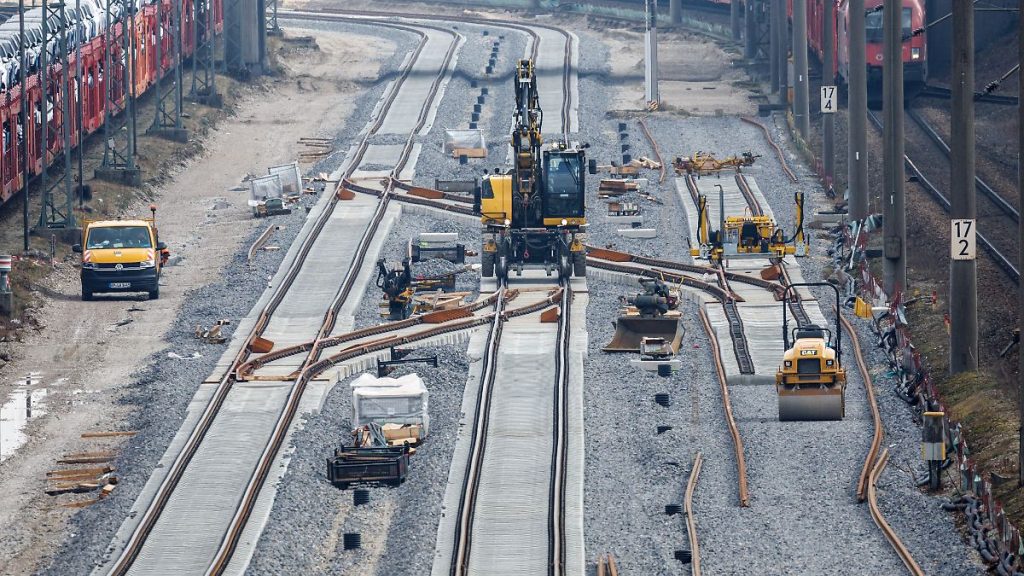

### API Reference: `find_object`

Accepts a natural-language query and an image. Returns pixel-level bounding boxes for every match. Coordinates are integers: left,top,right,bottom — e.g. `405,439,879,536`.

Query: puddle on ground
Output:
0,382,48,462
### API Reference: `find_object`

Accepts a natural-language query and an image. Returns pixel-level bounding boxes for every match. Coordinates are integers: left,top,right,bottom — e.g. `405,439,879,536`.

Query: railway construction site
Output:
0,0,1019,575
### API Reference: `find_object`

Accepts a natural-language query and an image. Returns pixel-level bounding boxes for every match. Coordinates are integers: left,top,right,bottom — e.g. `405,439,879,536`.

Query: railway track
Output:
866,109,1020,284
102,15,463,575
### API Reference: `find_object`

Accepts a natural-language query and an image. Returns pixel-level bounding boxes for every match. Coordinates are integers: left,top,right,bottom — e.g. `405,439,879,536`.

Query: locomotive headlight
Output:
911,48,920,60
826,359,834,367
561,218,568,226
784,360,792,368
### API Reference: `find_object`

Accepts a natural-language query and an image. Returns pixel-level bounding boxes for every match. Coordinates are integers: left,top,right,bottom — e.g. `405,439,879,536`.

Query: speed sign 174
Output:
950,219,976,261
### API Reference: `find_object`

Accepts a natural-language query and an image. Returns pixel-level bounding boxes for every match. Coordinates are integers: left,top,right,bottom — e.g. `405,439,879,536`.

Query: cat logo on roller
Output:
474,59,589,282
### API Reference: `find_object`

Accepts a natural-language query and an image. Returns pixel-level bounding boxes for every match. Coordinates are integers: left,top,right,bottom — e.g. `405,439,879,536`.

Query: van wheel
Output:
148,286,160,300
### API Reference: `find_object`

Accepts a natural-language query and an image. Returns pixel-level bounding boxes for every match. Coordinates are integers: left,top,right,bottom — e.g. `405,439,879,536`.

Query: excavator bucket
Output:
603,316,682,353
777,386,844,421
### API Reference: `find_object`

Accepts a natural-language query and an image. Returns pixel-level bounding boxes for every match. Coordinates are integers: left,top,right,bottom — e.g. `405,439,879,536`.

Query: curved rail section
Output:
684,451,704,576
839,314,884,502
103,17,461,576
868,449,926,576
698,307,750,507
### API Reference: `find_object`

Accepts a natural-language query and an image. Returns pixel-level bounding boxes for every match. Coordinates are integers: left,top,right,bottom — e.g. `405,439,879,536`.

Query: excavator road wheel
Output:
558,255,572,282
573,252,586,277
481,251,495,277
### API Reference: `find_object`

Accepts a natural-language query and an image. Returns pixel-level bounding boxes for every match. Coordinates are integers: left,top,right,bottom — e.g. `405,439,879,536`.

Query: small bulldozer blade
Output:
603,316,682,353
777,387,844,421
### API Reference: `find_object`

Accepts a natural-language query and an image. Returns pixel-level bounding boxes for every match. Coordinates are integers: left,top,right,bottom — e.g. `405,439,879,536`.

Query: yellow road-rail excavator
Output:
475,59,588,281
776,282,846,421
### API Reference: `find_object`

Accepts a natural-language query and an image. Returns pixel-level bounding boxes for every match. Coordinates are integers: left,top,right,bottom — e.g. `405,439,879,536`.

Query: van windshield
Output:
86,226,151,249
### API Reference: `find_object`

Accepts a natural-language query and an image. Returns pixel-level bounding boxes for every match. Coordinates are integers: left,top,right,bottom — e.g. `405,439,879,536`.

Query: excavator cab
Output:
775,282,846,421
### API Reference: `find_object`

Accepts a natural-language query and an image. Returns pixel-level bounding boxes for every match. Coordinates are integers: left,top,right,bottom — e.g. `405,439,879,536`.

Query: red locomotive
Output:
0,0,223,205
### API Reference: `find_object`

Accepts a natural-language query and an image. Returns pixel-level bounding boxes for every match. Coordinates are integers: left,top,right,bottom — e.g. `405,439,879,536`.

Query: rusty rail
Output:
734,173,763,216
698,307,749,507
839,313,883,502
637,116,666,184
740,116,797,183
246,224,279,263
684,451,704,576
868,449,925,576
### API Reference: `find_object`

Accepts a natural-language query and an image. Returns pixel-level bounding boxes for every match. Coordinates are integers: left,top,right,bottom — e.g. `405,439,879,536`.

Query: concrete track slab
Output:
377,27,460,136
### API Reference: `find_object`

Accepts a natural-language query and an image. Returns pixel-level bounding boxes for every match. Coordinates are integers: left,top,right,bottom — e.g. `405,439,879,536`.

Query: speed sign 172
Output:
950,219,976,261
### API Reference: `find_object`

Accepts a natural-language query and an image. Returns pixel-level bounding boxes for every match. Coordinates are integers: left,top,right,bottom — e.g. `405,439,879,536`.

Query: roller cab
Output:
775,283,846,421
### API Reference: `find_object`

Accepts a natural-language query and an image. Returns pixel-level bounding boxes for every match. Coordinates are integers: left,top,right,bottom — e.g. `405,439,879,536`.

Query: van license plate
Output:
109,282,131,289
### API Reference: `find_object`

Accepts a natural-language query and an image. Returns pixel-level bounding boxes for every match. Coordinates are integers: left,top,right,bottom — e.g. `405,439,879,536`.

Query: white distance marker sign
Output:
950,219,976,261
820,86,837,114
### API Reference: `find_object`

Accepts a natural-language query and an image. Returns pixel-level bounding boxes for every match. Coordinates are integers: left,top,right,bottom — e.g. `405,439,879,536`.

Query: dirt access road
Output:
0,29,395,575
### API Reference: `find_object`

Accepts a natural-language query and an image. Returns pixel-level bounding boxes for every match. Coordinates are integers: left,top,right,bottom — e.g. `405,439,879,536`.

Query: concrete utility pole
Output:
645,0,660,106
822,0,835,186
882,0,906,295
1018,0,1024,488
769,0,779,92
949,0,977,374
745,0,757,60
670,0,681,26
732,0,741,41
792,0,810,138
847,0,868,220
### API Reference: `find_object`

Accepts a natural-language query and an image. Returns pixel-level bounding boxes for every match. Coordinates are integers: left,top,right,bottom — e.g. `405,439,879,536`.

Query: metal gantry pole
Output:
19,0,29,250
644,0,659,106
38,0,75,229
822,0,834,187
74,0,84,203
949,0,977,374
151,0,187,140
769,0,779,92
190,0,218,102
847,0,868,221
1018,0,1024,488
792,0,809,138
669,0,681,26
744,0,757,60
776,0,788,106
731,0,741,41
98,0,140,184
882,0,905,296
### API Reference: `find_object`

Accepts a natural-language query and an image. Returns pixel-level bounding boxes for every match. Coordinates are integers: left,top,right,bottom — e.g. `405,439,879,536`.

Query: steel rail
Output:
684,451,704,576
207,21,462,575
450,288,508,576
246,224,279,263
905,107,1017,223
637,116,667,184
839,313,883,503
735,173,763,216
104,18,437,576
549,286,572,575
698,306,750,507
740,116,798,183
919,84,1019,106
867,449,926,576
866,109,1020,284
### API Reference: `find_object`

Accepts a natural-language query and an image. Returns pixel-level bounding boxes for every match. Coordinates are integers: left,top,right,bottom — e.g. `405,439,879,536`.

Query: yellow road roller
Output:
776,282,846,421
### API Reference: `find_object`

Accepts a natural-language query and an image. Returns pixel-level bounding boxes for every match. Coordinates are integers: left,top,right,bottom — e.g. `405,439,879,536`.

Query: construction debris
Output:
57,451,115,465
672,151,759,176
80,431,137,439
326,444,410,489
194,319,230,344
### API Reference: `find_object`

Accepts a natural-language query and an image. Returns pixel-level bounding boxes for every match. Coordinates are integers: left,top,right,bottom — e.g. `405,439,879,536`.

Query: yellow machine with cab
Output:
690,185,807,265
776,282,846,421
475,59,588,281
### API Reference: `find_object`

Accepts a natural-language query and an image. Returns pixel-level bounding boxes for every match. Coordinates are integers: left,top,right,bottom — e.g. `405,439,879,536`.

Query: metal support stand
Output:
1018,0,1024,488
949,0,977,374
744,0,756,60
882,0,906,295
791,0,809,139
36,0,77,230
377,348,438,377
189,0,221,106
822,0,835,188
847,0,868,221
151,0,188,142
644,0,659,107
96,0,141,186
265,0,280,36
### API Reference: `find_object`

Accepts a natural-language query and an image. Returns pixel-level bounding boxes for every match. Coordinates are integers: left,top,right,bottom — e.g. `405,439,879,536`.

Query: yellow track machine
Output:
690,185,807,265
673,151,759,176
776,282,846,421
475,59,588,281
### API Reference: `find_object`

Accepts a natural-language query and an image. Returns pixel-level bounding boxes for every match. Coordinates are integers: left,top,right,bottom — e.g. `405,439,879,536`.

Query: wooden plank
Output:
47,466,114,478
80,431,137,438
